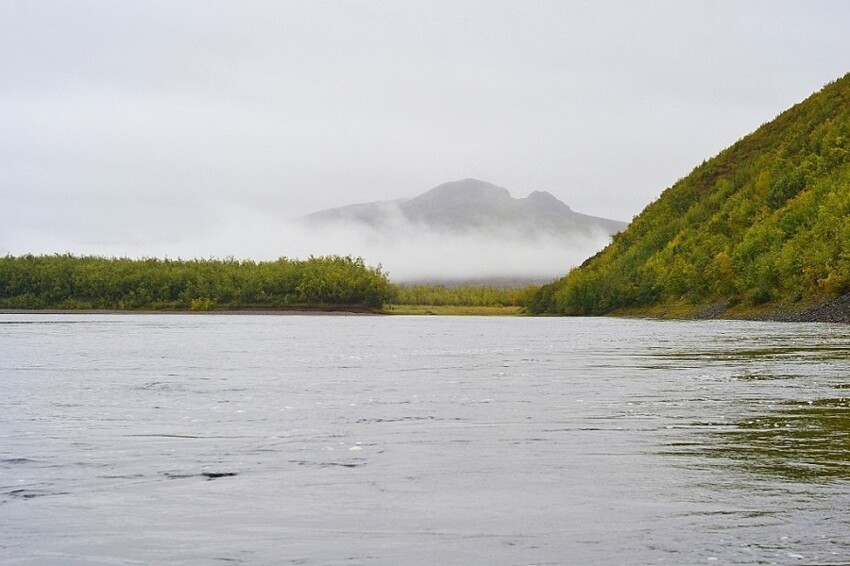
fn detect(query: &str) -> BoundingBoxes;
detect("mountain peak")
[413,179,512,204]
[302,179,626,237]
[525,190,572,212]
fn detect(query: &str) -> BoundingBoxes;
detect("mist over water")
[3,205,613,283]
[281,218,612,283]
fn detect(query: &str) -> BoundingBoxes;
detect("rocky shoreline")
[708,292,850,324]
[619,293,850,324]
[771,292,850,324]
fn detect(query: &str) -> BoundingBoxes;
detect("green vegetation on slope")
[0,254,395,310]
[529,73,850,316]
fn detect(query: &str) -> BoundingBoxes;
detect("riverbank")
[0,305,383,316]
[3,294,847,322]
[0,305,523,317]
[613,292,850,324]
[752,292,850,324]
[385,304,524,316]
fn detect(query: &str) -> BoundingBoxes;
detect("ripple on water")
[2,314,850,565]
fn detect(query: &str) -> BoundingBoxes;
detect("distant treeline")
[394,283,536,307]
[0,254,395,310]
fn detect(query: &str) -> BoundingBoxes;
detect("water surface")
[2,314,849,564]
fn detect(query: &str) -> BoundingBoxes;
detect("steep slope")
[528,73,850,317]
[303,178,627,238]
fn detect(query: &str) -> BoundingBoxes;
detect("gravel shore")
[774,292,850,324]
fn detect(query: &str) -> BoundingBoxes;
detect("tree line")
[394,283,536,308]
[0,254,395,310]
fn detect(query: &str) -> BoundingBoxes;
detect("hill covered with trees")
[528,73,850,319]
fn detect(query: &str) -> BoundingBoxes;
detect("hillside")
[302,179,626,238]
[528,73,850,320]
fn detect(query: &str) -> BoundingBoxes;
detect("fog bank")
[281,220,612,283]
[1,206,613,284]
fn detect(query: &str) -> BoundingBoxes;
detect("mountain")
[528,72,850,321]
[302,178,627,238]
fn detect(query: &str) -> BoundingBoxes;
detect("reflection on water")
[650,330,850,564]
[700,397,850,480]
[659,336,850,481]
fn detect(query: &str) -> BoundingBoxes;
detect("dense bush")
[0,255,395,310]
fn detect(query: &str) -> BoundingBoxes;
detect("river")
[1,314,849,564]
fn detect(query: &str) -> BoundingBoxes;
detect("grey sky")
[2,0,849,261]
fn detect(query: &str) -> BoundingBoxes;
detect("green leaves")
[0,254,395,310]
[528,72,850,315]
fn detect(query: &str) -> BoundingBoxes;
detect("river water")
[1,314,849,565]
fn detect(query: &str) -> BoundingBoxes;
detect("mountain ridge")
[302,178,627,238]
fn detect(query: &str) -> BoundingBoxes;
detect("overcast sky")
[2,0,849,262]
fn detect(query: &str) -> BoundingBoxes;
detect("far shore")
[1,293,847,322]
[0,306,523,317]
[0,308,382,316]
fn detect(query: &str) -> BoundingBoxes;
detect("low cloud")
[1,203,613,284]
[219,202,613,283]
[279,219,610,284]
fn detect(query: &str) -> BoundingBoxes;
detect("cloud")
[216,203,614,283]
[282,220,608,283]
[3,1,850,258]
